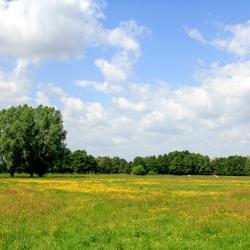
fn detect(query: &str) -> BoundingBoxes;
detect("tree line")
[0,105,250,177]
[49,150,250,176]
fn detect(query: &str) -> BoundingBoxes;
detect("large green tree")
[0,105,66,177]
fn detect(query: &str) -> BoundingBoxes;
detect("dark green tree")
[144,156,159,173]
[50,147,72,173]
[157,154,169,174]
[96,156,113,173]
[70,150,97,174]
[110,157,129,174]
[0,105,66,177]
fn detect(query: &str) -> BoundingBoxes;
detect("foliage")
[50,147,72,173]
[210,156,249,176]
[70,150,97,174]
[0,105,66,177]
[132,165,146,175]
[95,156,130,174]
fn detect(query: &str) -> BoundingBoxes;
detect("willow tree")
[0,105,66,177]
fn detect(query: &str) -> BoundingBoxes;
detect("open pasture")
[0,175,250,249]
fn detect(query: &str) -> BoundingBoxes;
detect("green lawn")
[0,174,250,249]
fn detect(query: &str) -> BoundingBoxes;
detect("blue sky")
[36,0,248,87]
[1,0,250,159]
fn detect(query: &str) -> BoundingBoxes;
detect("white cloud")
[76,80,124,94]
[0,0,103,61]
[80,102,107,125]
[212,21,250,57]
[41,83,107,125]
[79,49,139,93]
[107,20,146,55]
[95,58,127,83]
[0,59,30,108]
[187,20,250,57]
[0,0,144,62]
[185,28,207,44]
[35,91,50,106]
[94,49,139,86]
[142,111,166,125]
[113,97,145,112]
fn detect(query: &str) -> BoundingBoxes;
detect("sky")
[1,0,250,159]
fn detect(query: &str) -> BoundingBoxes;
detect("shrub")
[132,165,146,175]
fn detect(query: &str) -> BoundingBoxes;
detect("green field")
[0,175,250,250]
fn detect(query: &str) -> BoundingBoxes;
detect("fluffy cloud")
[40,83,107,125]
[107,20,146,54]
[187,20,250,57]
[212,21,250,57]
[0,0,102,61]
[0,59,30,108]
[78,48,140,93]
[112,97,146,112]
[95,58,127,83]
[0,0,144,61]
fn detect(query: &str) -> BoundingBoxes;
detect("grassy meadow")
[0,174,250,250]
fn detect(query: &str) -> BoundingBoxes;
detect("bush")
[132,165,146,175]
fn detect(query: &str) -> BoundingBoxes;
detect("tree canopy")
[0,105,66,176]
